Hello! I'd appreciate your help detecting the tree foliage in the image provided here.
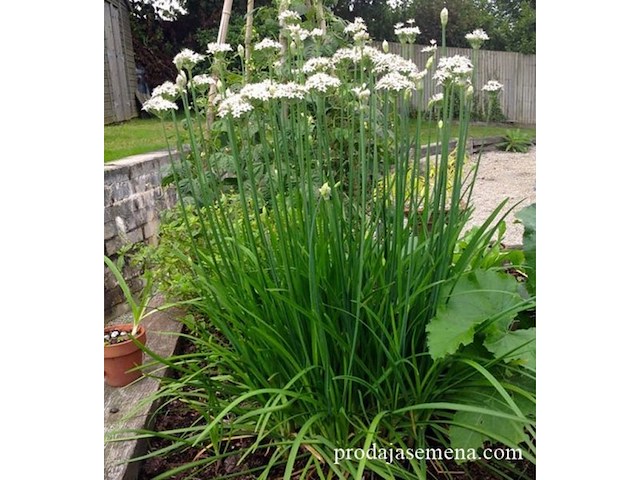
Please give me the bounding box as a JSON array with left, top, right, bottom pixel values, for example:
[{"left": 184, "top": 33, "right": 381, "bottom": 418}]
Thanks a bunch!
[
  {"left": 129, "top": 0, "right": 535, "bottom": 90},
  {"left": 130, "top": 0, "right": 277, "bottom": 88},
  {"left": 329, "top": 0, "right": 535, "bottom": 53}
]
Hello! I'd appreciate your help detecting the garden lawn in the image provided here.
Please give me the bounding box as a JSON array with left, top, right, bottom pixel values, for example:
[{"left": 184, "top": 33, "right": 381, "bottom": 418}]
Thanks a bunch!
[
  {"left": 104, "top": 116, "right": 535, "bottom": 163},
  {"left": 104, "top": 116, "right": 182, "bottom": 163},
  {"left": 409, "top": 119, "right": 536, "bottom": 146}
]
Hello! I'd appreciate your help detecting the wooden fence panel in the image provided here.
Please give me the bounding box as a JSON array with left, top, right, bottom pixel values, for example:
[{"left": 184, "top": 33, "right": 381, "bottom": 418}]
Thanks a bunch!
[
  {"left": 104, "top": 0, "right": 137, "bottom": 124},
  {"left": 373, "top": 42, "right": 536, "bottom": 125}
]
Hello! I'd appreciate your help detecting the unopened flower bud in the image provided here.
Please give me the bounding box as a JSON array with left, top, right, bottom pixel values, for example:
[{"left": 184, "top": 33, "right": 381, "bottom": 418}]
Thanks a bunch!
[
  {"left": 438, "top": 120, "right": 443, "bottom": 129},
  {"left": 440, "top": 8, "right": 448, "bottom": 27},
  {"left": 238, "top": 44, "right": 245, "bottom": 57},
  {"left": 466, "top": 85, "right": 474, "bottom": 98},
  {"left": 426, "top": 55, "right": 434, "bottom": 70},
  {"left": 382, "top": 40, "right": 389, "bottom": 53},
  {"left": 319, "top": 182, "right": 331, "bottom": 200}
]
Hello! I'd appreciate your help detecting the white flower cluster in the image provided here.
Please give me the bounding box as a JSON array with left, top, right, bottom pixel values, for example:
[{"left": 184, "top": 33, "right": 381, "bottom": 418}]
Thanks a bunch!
[
  {"left": 309, "top": 28, "right": 324, "bottom": 38},
  {"left": 482, "top": 80, "right": 503, "bottom": 92},
  {"left": 285, "top": 24, "right": 310, "bottom": 43},
  {"left": 240, "top": 80, "right": 277, "bottom": 101},
  {"left": 375, "top": 71, "right": 416, "bottom": 92},
  {"left": 302, "top": 56, "right": 334, "bottom": 74},
  {"left": 191, "top": 74, "right": 215, "bottom": 88},
  {"left": 151, "top": 81, "right": 181, "bottom": 100},
  {"left": 173, "top": 48, "right": 205, "bottom": 71},
  {"left": 373, "top": 52, "right": 419, "bottom": 75},
  {"left": 142, "top": 96, "right": 178, "bottom": 116},
  {"left": 433, "top": 55, "right": 474, "bottom": 87},
  {"left": 278, "top": 9, "right": 301, "bottom": 25},
  {"left": 218, "top": 93, "right": 254, "bottom": 118},
  {"left": 305, "top": 73, "right": 341, "bottom": 93},
  {"left": 254, "top": 38, "right": 281, "bottom": 51},
  {"left": 421, "top": 39, "right": 438, "bottom": 55},
  {"left": 332, "top": 46, "right": 374, "bottom": 64},
  {"left": 272, "top": 82, "right": 308, "bottom": 100},
  {"left": 465, "top": 29, "right": 489, "bottom": 49},
  {"left": 394, "top": 21, "right": 421, "bottom": 43},
  {"left": 344, "top": 17, "right": 367, "bottom": 35},
  {"left": 207, "top": 42, "right": 233, "bottom": 55}
]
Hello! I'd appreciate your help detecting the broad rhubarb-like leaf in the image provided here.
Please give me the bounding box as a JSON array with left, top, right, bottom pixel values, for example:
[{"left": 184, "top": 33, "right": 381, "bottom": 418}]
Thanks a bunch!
[
  {"left": 484, "top": 328, "right": 536, "bottom": 372},
  {"left": 449, "top": 389, "right": 528, "bottom": 458},
  {"left": 426, "top": 270, "right": 522, "bottom": 360}
]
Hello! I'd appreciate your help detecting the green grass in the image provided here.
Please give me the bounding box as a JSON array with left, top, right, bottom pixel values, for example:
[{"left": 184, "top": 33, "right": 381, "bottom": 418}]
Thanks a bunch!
[
  {"left": 409, "top": 119, "right": 536, "bottom": 146},
  {"left": 104, "top": 115, "right": 182, "bottom": 163},
  {"left": 104, "top": 115, "right": 535, "bottom": 163}
]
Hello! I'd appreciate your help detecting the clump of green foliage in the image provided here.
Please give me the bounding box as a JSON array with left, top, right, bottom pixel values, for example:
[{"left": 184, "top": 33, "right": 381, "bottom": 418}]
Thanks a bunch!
[
  {"left": 130, "top": 3, "right": 536, "bottom": 478},
  {"left": 498, "top": 129, "right": 533, "bottom": 153}
]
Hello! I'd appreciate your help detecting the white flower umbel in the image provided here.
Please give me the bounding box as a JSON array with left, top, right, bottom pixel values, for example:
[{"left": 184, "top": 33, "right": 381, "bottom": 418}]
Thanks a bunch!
[
  {"left": 218, "top": 93, "right": 254, "bottom": 118},
  {"left": 151, "top": 81, "right": 180, "bottom": 100},
  {"left": 173, "top": 48, "right": 205, "bottom": 71},
  {"left": 395, "top": 25, "right": 421, "bottom": 44},
  {"left": 254, "top": 38, "right": 281, "bottom": 51},
  {"left": 309, "top": 28, "right": 324, "bottom": 39},
  {"left": 373, "top": 52, "right": 419, "bottom": 75},
  {"left": 353, "top": 30, "right": 370, "bottom": 44},
  {"left": 278, "top": 9, "right": 301, "bottom": 26},
  {"left": 433, "top": 55, "right": 474, "bottom": 87},
  {"left": 465, "top": 29, "right": 489, "bottom": 49},
  {"left": 190, "top": 74, "right": 215, "bottom": 89},
  {"left": 421, "top": 39, "right": 437, "bottom": 55},
  {"left": 273, "top": 82, "right": 308, "bottom": 100},
  {"left": 240, "top": 80, "right": 277, "bottom": 102},
  {"left": 344, "top": 17, "right": 368, "bottom": 36},
  {"left": 375, "top": 71, "right": 416, "bottom": 92},
  {"left": 302, "top": 57, "right": 335, "bottom": 74},
  {"left": 142, "top": 96, "right": 179, "bottom": 117},
  {"left": 482, "top": 80, "right": 503, "bottom": 92},
  {"left": 305, "top": 73, "right": 341, "bottom": 93},
  {"left": 285, "top": 24, "right": 310, "bottom": 43},
  {"left": 207, "top": 42, "right": 233, "bottom": 56}
]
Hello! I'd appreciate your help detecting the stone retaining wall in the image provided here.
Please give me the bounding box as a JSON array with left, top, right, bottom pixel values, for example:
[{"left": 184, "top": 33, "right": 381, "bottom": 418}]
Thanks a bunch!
[{"left": 104, "top": 151, "right": 176, "bottom": 321}]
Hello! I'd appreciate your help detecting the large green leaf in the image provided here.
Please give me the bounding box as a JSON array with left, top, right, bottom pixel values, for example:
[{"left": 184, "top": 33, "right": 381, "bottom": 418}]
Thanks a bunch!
[
  {"left": 484, "top": 328, "right": 536, "bottom": 372},
  {"left": 449, "top": 389, "right": 528, "bottom": 458},
  {"left": 426, "top": 270, "right": 522, "bottom": 360},
  {"left": 515, "top": 204, "right": 536, "bottom": 295}
]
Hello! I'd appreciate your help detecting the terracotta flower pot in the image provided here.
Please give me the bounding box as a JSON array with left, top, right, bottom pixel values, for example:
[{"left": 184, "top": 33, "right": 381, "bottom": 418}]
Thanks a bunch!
[{"left": 104, "top": 324, "right": 147, "bottom": 387}]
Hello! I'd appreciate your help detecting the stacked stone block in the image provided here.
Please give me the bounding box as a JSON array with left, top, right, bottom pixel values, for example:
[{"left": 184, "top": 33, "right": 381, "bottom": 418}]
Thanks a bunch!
[{"left": 104, "top": 151, "right": 177, "bottom": 321}]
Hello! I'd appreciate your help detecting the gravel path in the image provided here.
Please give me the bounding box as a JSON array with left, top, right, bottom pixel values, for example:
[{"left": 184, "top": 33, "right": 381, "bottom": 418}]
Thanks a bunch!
[{"left": 465, "top": 146, "right": 536, "bottom": 247}]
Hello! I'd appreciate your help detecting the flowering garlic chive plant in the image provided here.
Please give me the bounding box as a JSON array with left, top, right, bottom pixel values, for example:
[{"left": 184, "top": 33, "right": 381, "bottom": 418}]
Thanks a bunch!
[
  {"left": 433, "top": 54, "right": 474, "bottom": 87},
  {"left": 206, "top": 42, "right": 233, "bottom": 56},
  {"left": 137, "top": 8, "right": 535, "bottom": 479},
  {"left": 482, "top": 79, "right": 503, "bottom": 92},
  {"left": 466, "top": 28, "right": 490, "bottom": 49},
  {"left": 394, "top": 22, "right": 421, "bottom": 44},
  {"left": 254, "top": 38, "right": 281, "bottom": 51},
  {"left": 172, "top": 48, "right": 205, "bottom": 72}
]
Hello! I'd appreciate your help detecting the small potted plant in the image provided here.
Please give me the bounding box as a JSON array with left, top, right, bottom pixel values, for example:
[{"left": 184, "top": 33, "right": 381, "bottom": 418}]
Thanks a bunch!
[{"left": 104, "top": 255, "right": 153, "bottom": 387}]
